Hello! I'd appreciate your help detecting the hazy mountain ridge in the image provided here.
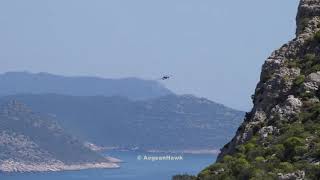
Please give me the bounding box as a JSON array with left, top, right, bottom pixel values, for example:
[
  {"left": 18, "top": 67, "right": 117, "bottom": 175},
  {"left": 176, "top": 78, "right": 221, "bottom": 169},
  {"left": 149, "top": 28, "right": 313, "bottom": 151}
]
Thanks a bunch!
[
  {"left": 0, "top": 72, "right": 172, "bottom": 100},
  {"left": 0, "top": 100, "right": 118, "bottom": 172},
  {"left": 0, "top": 94, "right": 245, "bottom": 151}
]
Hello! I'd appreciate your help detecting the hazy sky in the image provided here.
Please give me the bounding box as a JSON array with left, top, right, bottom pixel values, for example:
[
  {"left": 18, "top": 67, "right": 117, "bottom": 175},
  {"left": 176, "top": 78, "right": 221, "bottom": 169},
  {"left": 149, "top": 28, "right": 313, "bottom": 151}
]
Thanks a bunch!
[{"left": 0, "top": 0, "right": 300, "bottom": 111}]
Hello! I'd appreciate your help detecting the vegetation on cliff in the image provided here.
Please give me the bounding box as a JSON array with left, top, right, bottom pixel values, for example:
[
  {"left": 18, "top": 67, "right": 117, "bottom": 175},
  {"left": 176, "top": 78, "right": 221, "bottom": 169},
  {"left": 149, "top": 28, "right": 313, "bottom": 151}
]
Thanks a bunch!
[{"left": 175, "top": 0, "right": 320, "bottom": 179}]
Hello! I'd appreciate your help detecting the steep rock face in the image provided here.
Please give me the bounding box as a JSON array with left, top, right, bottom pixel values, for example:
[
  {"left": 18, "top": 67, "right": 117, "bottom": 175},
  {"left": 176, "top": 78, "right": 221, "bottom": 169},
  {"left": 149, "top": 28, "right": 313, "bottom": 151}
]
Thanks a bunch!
[
  {"left": 218, "top": 0, "right": 320, "bottom": 162},
  {"left": 297, "top": 0, "right": 320, "bottom": 35},
  {"left": 190, "top": 0, "right": 320, "bottom": 179}
]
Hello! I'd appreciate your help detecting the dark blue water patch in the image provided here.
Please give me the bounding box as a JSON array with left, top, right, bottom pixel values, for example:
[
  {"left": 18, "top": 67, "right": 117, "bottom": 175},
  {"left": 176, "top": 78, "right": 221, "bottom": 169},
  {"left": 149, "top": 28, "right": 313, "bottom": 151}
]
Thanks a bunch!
[{"left": 0, "top": 151, "right": 216, "bottom": 180}]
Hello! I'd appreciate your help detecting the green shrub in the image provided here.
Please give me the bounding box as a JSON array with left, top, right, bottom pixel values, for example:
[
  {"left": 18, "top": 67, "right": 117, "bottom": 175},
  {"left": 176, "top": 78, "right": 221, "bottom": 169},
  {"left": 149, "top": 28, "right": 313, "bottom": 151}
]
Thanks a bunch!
[
  {"left": 232, "top": 158, "right": 251, "bottom": 176},
  {"left": 244, "top": 143, "right": 256, "bottom": 153},
  {"left": 300, "top": 103, "right": 320, "bottom": 122},
  {"left": 314, "top": 31, "right": 320, "bottom": 42},
  {"left": 284, "top": 137, "right": 305, "bottom": 160},
  {"left": 234, "top": 152, "right": 246, "bottom": 159},
  {"left": 305, "top": 165, "right": 320, "bottom": 179},
  {"left": 311, "top": 64, "right": 320, "bottom": 72},
  {"left": 255, "top": 156, "right": 265, "bottom": 162},
  {"left": 286, "top": 59, "right": 301, "bottom": 69},
  {"left": 247, "top": 147, "right": 265, "bottom": 161},
  {"left": 250, "top": 171, "right": 275, "bottom": 180},
  {"left": 294, "top": 75, "right": 305, "bottom": 86},
  {"left": 199, "top": 163, "right": 234, "bottom": 180},
  {"left": 304, "top": 121, "right": 320, "bottom": 133},
  {"left": 222, "top": 155, "right": 234, "bottom": 163},
  {"left": 288, "top": 61, "right": 299, "bottom": 69},
  {"left": 311, "top": 143, "right": 320, "bottom": 158},
  {"left": 278, "top": 162, "right": 295, "bottom": 173},
  {"left": 236, "top": 145, "right": 246, "bottom": 154},
  {"left": 294, "top": 146, "right": 308, "bottom": 156},
  {"left": 305, "top": 53, "right": 316, "bottom": 62},
  {"left": 300, "top": 92, "right": 315, "bottom": 100},
  {"left": 172, "top": 174, "right": 197, "bottom": 180},
  {"left": 270, "top": 144, "right": 285, "bottom": 160},
  {"left": 266, "top": 155, "right": 281, "bottom": 169}
]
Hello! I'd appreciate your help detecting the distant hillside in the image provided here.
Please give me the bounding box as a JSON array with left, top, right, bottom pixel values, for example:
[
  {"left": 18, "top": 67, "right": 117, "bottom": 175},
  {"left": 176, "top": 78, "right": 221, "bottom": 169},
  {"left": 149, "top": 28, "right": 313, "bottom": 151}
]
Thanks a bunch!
[
  {"left": 0, "top": 72, "right": 172, "bottom": 100},
  {"left": 1, "top": 94, "right": 245, "bottom": 151},
  {"left": 0, "top": 100, "right": 118, "bottom": 172}
]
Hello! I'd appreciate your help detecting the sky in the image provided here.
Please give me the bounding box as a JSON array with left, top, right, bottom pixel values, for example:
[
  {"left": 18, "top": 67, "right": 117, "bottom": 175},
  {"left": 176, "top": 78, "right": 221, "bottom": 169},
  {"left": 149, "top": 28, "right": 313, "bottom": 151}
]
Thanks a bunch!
[{"left": 0, "top": 0, "right": 300, "bottom": 111}]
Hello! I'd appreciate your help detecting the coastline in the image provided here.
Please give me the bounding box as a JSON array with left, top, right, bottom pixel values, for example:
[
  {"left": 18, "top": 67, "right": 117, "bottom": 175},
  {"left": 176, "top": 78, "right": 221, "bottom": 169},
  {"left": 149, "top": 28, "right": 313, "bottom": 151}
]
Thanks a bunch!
[
  {"left": 0, "top": 160, "right": 119, "bottom": 173},
  {"left": 102, "top": 146, "right": 220, "bottom": 155},
  {"left": 85, "top": 142, "right": 220, "bottom": 155},
  {"left": 105, "top": 147, "right": 220, "bottom": 155},
  {"left": 145, "top": 149, "right": 220, "bottom": 155}
]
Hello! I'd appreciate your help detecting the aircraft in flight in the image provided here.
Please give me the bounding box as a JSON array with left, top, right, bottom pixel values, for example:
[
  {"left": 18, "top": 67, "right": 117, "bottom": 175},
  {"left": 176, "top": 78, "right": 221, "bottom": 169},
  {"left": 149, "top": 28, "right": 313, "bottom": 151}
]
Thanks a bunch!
[{"left": 160, "top": 75, "right": 171, "bottom": 80}]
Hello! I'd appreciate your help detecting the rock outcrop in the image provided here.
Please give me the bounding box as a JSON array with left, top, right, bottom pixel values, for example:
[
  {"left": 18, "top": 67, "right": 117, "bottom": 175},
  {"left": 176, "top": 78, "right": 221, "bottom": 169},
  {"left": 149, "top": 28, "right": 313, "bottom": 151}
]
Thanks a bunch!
[
  {"left": 188, "top": 0, "right": 320, "bottom": 179},
  {"left": 217, "top": 0, "right": 320, "bottom": 163}
]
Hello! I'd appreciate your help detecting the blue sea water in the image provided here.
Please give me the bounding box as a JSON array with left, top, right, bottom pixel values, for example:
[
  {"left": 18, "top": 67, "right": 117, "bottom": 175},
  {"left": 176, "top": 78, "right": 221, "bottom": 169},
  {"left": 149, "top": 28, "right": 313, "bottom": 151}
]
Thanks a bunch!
[{"left": 0, "top": 151, "right": 216, "bottom": 180}]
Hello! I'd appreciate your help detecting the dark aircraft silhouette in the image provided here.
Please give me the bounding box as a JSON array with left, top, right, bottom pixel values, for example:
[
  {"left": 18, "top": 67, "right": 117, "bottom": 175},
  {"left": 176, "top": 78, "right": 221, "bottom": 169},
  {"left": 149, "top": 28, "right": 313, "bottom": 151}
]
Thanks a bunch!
[{"left": 161, "top": 76, "right": 171, "bottom": 80}]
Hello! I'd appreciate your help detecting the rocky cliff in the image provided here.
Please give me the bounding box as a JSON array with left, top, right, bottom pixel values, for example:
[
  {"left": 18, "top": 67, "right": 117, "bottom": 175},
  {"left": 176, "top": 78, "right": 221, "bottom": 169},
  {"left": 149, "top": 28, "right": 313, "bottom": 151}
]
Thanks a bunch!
[
  {"left": 217, "top": 0, "right": 320, "bottom": 161},
  {"left": 184, "top": 0, "right": 320, "bottom": 179}
]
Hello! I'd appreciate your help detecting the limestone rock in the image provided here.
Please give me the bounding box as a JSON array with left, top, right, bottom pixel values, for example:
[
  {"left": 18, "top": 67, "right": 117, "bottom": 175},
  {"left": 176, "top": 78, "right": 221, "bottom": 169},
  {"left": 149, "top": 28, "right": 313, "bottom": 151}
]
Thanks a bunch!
[
  {"left": 218, "top": 0, "right": 320, "bottom": 162},
  {"left": 270, "top": 95, "right": 302, "bottom": 122},
  {"left": 259, "top": 126, "right": 277, "bottom": 139},
  {"left": 304, "top": 71, "right": 320, "bottom": 91},
  {"left": 278, "top": 171, "right": 305, "bottom": 180}
]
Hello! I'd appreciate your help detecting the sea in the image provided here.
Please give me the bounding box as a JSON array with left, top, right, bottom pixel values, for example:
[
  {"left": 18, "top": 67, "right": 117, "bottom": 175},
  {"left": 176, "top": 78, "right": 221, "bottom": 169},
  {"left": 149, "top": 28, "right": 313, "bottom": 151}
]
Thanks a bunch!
[{"left": 0, "top": 151, "right": 216, "bottom": 180}]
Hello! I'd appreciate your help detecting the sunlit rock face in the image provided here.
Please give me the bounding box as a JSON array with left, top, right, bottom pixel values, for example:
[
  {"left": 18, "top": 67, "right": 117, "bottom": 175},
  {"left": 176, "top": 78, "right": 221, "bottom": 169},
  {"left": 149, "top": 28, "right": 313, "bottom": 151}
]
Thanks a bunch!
[
  {"left": 296, "top": 0, "right": 320, "bottom": 36},
  {"left": 218, "top": 0, "right": 320, "bottom": 162},
  {"left": 173, "top": 1, "right": 320, "bottom": 179}
]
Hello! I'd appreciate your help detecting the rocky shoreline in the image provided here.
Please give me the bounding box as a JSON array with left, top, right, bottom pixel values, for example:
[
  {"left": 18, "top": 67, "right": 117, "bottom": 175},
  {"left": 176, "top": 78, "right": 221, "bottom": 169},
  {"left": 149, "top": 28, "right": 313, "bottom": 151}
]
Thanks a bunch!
[{"left": 0, "top": 160, "right": 119, "bottom": 173}]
